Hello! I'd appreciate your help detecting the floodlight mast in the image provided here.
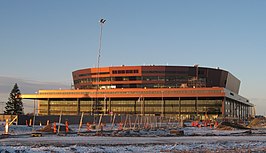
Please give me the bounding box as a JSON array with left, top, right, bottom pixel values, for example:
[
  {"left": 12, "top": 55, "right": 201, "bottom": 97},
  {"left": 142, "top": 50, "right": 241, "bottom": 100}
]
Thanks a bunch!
[{"left": 94, "top": 18, "right": 106, "bottom": 114}]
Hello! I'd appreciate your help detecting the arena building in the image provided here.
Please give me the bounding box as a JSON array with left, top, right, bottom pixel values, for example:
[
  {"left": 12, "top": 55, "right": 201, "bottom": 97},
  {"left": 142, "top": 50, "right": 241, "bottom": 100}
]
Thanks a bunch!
[{"left": 21, "top": 65, "right": 254, "bottom": 120}]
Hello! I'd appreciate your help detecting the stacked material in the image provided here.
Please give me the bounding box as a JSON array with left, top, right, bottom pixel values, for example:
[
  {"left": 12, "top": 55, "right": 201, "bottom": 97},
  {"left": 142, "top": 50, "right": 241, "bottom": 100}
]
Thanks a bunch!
[
  {"left": 248, "top": 118, "right": 266, "bottom": 128},
  {"left": 216, "top": 122, "right": 249, "bottom": 130},
  {"left": 37, "top": 124, "right": 72, "bottom": 132},
  {"left": 38, "top": 124, "right": 52, "bottom": 132},
  {"left": 111, "top": 128, "right": 184, "bottom": 137}
]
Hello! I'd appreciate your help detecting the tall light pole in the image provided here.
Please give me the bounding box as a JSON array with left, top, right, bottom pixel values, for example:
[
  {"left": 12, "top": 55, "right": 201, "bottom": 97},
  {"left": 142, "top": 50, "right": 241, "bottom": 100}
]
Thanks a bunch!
[
  {"left": 33, "top": 97, "right": 35, "bottom": 116},
  {"left": 32, "top": 91, "right": 37, "bottom": 130},
  {"left": 95, "top": 18, "right": 106, "bottom": 114},
  {"left": 97, "top": 18, "right": 106, "bottom": 75},
  {"left": 33, "top": 92, "right": 38, "bottom": 115}
]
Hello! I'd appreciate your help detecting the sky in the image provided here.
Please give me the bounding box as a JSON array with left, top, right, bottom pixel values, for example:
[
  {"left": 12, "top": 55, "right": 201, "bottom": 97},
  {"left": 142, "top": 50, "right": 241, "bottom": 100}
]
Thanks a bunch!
[{"left": 0, "top": 1, "right": 266, "bottom": 114}]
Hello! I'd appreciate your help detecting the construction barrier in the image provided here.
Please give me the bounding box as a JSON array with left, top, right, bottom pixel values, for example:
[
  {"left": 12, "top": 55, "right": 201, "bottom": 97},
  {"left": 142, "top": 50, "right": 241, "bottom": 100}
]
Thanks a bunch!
[
  {"left": 87, "top": 123, "right": 91, "bottom": 131},
  {"left": 65, "top": 121, "right": 69, "bottom": 133},
  {"left": 118, "top": 122, "right": 123, "bottom": 130},
  {"left": 5, "top": 119, "right": 9, "bottom": 134},
  {"left": 53, "top": 122, "right": 56, "bottom": 133},
  {"left": 100, "top": 123, "right": 104, "bottom": 131},
  {"left": 215, "top": 121, "right": 218, "bottom": 128}
]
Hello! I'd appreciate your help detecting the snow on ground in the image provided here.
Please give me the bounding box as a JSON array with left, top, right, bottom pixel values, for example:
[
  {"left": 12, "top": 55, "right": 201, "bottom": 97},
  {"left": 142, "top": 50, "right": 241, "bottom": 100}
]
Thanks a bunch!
[
  {"left": 2, "top": 136, "right": 266, "bottom": 152},
  {"left": 0, "top": 124, "right": 253, "bottom": 136},
  {"left": 2, "top": 125, "right": 266, "bottom": 152}
]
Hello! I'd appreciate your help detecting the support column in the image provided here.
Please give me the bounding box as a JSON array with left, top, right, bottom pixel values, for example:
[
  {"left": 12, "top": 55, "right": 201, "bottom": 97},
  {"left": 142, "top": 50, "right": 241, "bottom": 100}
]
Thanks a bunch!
[
  {"left": 245, "top": 106, "right": 248, "bottom": 120},
  {"left": 237, "top": 102, "right": 241, "bottom": 119},
  {"left": 77, "top": 98, "right": 80, "bottom": 115},
  {"left": 161, "top": 98, "right": 165, "bottom": 117},
  {"left": 108, "top": 98, "right": 111, "bottom": 114},
  {"left": 244, "top": 105, "right": 246, "bottom": 120},
  {"left": 232, "top": 101, "right": 235, "bottom": 118},
  {"left": 179, "top": 97, "right": 181, "bottom": 118},
  {"left": 103, "top": 97, "right": 107, "bottom": 115},
  {"left": 142, "top": 97, "right": 145, "bottom": 116},
  {"left": 222, "top": 98, "right": 226, "bottom": 117},
  {"left": 47, "top": 99, "right": 50, "bottom": 115},
  {"left": 247, "top": 106, "right": 249, "bottom": 119},
  {"left": 240, "top": 104, "right": 243, "bottom": 120},
  {"left": 230, "top": 100, "right": 233, "bottom": 117},
  {"left": 134, "top": 100, "right": 137, "bottom": 114},
  {"left": 242, "top": 105, "right": 244, "bottom": 120},
  {"left": 195, "top": 97, "right": 198, "bottom": 116}
]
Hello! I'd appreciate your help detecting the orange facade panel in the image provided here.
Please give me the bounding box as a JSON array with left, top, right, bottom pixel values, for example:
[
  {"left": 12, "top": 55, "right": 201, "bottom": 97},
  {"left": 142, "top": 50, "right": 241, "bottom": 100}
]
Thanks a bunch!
[
  {"left": 21, "top": 87, "right": 225, "bottom": 99},
  {"left": 72, "top": 65, "right": 240, "bottom": 93}
]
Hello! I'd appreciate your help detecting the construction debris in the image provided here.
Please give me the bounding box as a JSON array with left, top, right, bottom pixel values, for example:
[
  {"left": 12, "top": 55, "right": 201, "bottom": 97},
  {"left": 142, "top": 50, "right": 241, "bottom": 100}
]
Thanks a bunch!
[
  {"left": 215, "top": 121, "right": 249, "bottom": 130},
  {"left": 248, "top": 117, "right": 266, "bottom": 128},
  {"left": 111, "top": 128, "right": 184, "bottom": 137},
  {"left": 37, "top": 124, "right": 72, "bottom": 133}
]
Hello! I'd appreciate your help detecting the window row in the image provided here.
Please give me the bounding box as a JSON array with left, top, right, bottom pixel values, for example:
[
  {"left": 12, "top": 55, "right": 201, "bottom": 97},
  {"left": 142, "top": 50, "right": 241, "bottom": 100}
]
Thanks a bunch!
[
  {"left": 112, "top": 70, "right": 139, "bottom": 74},
  {"left": 74, "top": 76, "right": 198, "bottom": 84}
]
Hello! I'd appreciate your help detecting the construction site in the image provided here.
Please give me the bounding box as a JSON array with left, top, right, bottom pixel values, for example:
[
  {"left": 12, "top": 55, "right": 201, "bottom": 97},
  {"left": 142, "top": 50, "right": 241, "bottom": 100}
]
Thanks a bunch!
[
  {"left": 1, "top": 113, "right": 266, "bottom": 152},
  {"left": 0, "top": 63, "right": 259, "bottom": 152},
  {"left": 1, "top": 26, "right": 257, "bottom": 152}
]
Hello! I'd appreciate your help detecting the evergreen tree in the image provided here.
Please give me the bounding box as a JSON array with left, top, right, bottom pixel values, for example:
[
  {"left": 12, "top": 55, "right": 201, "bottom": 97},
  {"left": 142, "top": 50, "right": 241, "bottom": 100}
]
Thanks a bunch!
[{"left": 4, "top": 83, "right": 24, "bottom": 115}]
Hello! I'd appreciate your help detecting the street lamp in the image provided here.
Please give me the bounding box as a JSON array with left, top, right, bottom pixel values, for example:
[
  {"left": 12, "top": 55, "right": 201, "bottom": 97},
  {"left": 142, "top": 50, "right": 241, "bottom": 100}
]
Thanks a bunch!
[
  {"left": 32, "top": 91, "right": 37, "bottom": 130},
  {"left": 34, "top": 91, "right": 38, "bottom": 115},
  {"left": 95, "top": 18, "right": 106, "bottom": 114}
]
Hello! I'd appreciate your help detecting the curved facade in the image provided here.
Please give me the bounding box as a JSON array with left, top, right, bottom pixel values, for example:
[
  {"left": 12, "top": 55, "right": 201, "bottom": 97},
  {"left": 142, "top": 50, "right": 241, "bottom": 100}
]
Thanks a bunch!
[{"left": 72, "top": 65, "right": 240, "bottom": 93}]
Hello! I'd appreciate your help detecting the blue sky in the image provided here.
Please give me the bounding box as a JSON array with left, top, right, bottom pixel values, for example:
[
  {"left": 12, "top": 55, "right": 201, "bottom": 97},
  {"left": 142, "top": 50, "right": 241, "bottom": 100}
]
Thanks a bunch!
[{"left": 0, "top": 1, "right": 266, "bottom": 114}]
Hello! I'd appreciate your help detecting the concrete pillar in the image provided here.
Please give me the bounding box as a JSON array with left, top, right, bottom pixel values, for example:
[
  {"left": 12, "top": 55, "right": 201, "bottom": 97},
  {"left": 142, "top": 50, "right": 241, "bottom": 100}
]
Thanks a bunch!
[
  {"left": 232, "top": 101, "right": 235, "bottom": 118},
  {"left": 179, "top": 97, "right": 181, "bottom": 118},
  {"left": 161, "top": 99, "right": 165, "bottom": 117},
  {"left": 241, "top": 104, "right": 243, "bottom": 120},
  {"left": 142, "top": 98, "right": 145, "bottom": 116},
  {"left": 108, "top": 98, "right": 111, "bottom": 114},
  {"left": 195, "top": 97, "right": 198, "bottom": 116},
  {"left": 47, "top": 99, "right": 50, "bottom": 115},
  {"left": 222, "top": 98, "right": 225, "bottom": 117},
  {"left": 134, "top": 100, "right": 137, "bottom": 114},
  {"left": 77, "top": 98, "right": 80, "bottom": 115},
  {"left": 229, "top": 100, "right": 232, "bottom": 117}
]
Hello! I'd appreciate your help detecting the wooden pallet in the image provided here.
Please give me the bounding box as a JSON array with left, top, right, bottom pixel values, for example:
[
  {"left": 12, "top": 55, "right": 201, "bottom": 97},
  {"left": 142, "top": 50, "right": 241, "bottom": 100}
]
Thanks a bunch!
[{"left": 31, "top": 132, "right": 42, "bottom": 137}]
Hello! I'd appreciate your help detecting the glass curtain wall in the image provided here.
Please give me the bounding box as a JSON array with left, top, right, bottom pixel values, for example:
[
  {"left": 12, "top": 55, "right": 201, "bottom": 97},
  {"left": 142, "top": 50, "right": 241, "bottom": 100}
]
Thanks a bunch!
[{"left": 39, "top": 97, "right": 223, "bottom": 118}]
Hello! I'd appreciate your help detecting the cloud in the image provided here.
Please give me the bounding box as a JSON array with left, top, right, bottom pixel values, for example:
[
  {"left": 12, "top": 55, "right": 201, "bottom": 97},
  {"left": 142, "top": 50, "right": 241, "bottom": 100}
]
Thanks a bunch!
[
  {"left": 0, "top": 76, "right": 70, "bottom": 94},
  {"left": 0, "top": 76, "right": 69, "bottom": 113}
]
